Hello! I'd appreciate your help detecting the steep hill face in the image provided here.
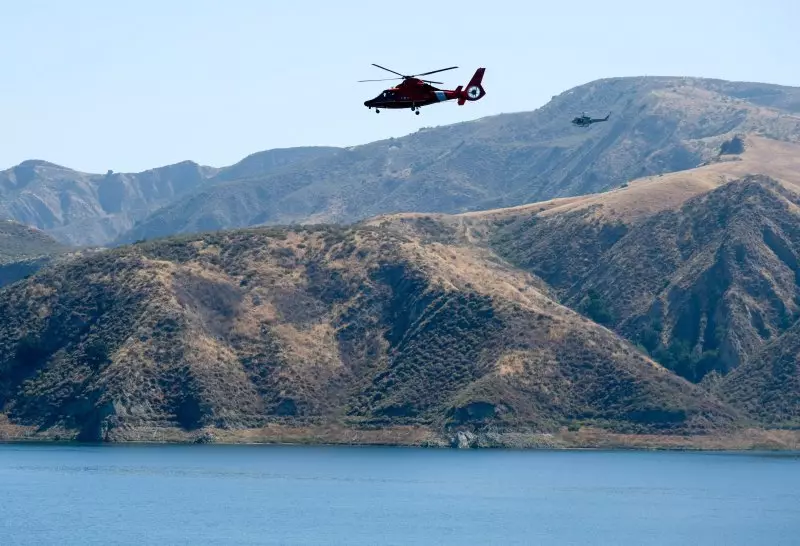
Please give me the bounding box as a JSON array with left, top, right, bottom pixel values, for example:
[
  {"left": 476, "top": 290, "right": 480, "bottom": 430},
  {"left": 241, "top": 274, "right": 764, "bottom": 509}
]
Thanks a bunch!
[
  {"left": 115, "top": 76, "right": 800, "bottom": 245},
  {"left": 0, "top": 148, "right": 340, "bottom": 246},
  {"left": 0, "top": 220, "right": 71, "bottom": 287},
  {"left": 718, "top": 322, "right": 800, "bottom": 428},
  {"left": 362, "top": 136, "right": 800, "bottom": 424},
  {"left": 0, "top": 224, "right": 740, "bottom": 443},
  {"left": 474, "top": 138, "right": 800, "bottom": 388},
  {"left": 567, "top": 177, "right": 800, "bottom": 382}
]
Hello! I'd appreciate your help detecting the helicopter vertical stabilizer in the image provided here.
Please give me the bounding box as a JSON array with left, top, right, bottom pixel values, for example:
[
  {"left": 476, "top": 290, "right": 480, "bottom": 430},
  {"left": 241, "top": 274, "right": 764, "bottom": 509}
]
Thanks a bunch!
[{"left": 458, "top": 68, "right": 486, "bottom": 105}]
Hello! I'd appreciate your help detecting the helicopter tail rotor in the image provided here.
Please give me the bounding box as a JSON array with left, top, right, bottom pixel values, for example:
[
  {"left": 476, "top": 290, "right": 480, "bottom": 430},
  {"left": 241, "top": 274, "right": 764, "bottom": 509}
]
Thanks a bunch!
[{"left": 457, "top": 67, "right": 486, "bottom": 105}]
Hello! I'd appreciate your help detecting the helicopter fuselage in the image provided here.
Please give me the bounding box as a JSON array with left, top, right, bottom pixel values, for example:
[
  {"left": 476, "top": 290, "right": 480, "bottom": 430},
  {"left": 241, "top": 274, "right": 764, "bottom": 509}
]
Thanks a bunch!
[
  {"left": 363, "top": 68, "right": 486, "bottom": 114},
  {"left": 364, "top": 81, "right": 458, "bottom": 109},
  {"left": 571, "top": 113, "right": 610, "bottom": 127}
]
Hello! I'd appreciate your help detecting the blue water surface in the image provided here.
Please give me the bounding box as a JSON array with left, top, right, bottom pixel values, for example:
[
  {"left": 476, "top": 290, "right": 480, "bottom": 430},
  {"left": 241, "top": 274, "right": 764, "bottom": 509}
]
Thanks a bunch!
[{"left": 1, "top": 443, "right": 798, "bottom": 545}]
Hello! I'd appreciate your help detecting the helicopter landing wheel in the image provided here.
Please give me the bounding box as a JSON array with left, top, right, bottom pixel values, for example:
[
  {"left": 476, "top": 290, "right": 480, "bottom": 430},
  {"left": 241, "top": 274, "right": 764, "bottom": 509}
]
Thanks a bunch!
[
  {"left": 375, "top": 109, "right": 380, "bottom": 114},
  {"left": 415, "top": 110, "right": 420, "bottom": 115}
]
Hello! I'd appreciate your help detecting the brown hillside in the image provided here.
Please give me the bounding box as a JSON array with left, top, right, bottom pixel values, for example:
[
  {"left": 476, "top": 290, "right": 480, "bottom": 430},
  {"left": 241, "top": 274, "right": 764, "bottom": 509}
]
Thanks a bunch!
[
  {"left": 454, "top": 137, "right": 800, "bottom": 381},
  {"left": 718, "top": 323, "right": 800, "bottom": 428},
  {"left": 0, "top": 224, "right": 740, "bottom": 443},
  {"left": 370, "top": 137, "right": 800, "bottom": 413},
  {"left": 470, "top": 136, "right": 800, "bottom": 223},
  {"left": 559, "top": 176, "right": 800, "bottom": 382}
]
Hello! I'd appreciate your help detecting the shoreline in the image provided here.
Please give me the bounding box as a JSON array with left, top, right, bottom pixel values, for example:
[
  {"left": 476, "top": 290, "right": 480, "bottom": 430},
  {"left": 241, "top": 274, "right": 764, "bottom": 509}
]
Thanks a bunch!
[{"left": 2, "top": 420, "right": 799, "bottom": 451}]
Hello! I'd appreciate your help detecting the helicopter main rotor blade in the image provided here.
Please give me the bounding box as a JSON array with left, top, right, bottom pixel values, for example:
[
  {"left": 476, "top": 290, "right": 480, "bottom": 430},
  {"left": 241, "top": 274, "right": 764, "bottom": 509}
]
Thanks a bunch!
[
  {"left": 412, "top": 66, "right": 458, "bottom": 77},
  {"left": 420, "top": 79, "right": 444, "bottom": 84},
  {"left": 357, "top": 77, "right": 402, "bottom": 82},
  {"left": 371, "top": 63, "right": 406, "bottom": 77}
]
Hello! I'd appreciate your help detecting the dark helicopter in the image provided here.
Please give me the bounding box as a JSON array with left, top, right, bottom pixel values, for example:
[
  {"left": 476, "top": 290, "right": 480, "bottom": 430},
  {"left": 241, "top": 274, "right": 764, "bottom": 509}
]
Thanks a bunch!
[{"left": 572, "top": 112, "right": 610, "bottom": 127}]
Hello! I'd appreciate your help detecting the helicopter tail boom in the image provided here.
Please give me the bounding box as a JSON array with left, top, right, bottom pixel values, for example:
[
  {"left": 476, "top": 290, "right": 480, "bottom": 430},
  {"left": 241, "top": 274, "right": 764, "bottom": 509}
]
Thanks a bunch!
[{"left": 457, "top": 68, "right": 486, "bottom": 105}]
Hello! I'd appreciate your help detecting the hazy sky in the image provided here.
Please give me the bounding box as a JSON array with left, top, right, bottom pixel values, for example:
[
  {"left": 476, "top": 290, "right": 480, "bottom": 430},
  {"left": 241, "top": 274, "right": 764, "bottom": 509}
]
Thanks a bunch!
[{"left": 2, "top": 0, "right": 798, "bottom": 172}]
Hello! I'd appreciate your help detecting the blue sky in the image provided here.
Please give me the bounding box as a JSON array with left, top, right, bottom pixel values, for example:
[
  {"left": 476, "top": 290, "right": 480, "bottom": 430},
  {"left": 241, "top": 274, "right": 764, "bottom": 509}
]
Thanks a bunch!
[{"left": 2, "top": 0, "right": 798, "bottom": 172}]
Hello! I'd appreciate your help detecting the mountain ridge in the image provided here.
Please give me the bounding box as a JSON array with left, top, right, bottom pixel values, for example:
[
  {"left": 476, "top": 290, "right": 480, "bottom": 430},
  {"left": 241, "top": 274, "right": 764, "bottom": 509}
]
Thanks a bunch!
[
  {"left": 0, "top": 147, "right": 341, "bottom": 246},
  {"left": 3, "top": 75, "right": 800, "bottom": 247},
  {"left": 106, "top": 75, "right": 800, "bottom": 244}
]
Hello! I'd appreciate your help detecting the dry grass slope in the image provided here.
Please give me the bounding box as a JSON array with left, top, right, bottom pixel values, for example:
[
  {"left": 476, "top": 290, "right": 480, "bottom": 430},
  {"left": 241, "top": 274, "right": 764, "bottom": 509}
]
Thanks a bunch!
[
  {"left": 719, "top": 322, "right": 800, "bottom": 428},
  {"left": 0, "top": 222, "right": 742, "bottom": 443},
  {"left": 369, "top": 136, "right": 800, "bottom": 428}
]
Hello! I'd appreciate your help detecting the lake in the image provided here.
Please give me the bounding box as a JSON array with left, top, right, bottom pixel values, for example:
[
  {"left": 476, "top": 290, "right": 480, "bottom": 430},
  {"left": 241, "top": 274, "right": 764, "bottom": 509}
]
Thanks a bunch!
[{"left": 1, "top": 443, "right": 798, "bottom": 545}]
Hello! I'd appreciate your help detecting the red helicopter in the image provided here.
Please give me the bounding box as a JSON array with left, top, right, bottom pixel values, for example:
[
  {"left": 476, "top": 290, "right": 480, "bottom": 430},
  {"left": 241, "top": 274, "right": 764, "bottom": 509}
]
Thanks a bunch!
[{"left": 360, "top": 64, "right": 486, "bottom": 115}]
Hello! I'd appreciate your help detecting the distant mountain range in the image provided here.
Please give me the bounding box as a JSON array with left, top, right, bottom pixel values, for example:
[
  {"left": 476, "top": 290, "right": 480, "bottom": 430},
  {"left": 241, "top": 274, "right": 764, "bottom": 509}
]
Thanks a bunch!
[
  {"left": 0, "top": 147, "right": 340, "bottom": 246},
  {"left": 2, "top": 76, "right": 800, "bottom": 248},
  {"left": 2, "top": 76, "right": 800, "bottom": 447}
]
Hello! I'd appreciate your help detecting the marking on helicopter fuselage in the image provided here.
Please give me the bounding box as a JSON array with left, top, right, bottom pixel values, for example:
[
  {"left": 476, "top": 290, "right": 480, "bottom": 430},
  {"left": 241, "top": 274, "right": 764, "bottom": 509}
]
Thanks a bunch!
[{"left": 434, "top": 91, "right": 447, "bottom": 102}]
